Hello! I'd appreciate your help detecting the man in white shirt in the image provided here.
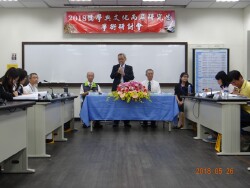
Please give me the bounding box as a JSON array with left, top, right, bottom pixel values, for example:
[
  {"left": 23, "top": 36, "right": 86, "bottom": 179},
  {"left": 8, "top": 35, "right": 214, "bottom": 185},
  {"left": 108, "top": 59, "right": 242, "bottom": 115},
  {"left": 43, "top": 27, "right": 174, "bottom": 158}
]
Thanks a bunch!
[
  {"left": 80, "top": 72, "right": 102, "bottom": 128},
  {"left": 141, "top": 69, "right": 161, "bottom": 128},
  {"left": 141, "top": 69, "right": 161, "bottom": 94},
  {"left": 23, "top": 73, "right": 39, "bottom": 94},
  {"left": 23, "top": 73, "right": 54, "bottom": 142}
]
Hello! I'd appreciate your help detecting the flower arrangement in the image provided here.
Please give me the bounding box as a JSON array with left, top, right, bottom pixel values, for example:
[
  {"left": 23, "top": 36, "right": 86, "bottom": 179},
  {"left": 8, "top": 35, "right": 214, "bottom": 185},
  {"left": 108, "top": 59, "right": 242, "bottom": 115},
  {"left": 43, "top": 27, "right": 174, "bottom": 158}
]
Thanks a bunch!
[{"left": 109, "top": 81, "right": 150, "bottom": 103}]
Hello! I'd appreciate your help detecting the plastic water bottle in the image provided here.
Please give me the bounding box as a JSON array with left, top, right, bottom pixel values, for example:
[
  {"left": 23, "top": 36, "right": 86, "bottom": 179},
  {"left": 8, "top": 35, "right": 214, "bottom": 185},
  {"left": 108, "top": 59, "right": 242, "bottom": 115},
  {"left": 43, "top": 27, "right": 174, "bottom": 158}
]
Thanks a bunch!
[
  {"left": 223, "top": 87, "right": 229, "bottom": 99},
  {"left": 188, "top": 84, "right": 192, "bottom": 95}
]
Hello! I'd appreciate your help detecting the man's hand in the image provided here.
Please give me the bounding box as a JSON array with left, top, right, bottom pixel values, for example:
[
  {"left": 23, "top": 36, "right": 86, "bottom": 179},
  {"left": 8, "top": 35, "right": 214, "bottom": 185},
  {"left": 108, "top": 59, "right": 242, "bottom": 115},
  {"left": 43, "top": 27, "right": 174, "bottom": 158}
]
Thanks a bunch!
[
  {"left": 232, "top": 87, "right": 240, "bottom": 95},
  {"left": 118, "top": 67, "right": 125, "bottom": 76},
  {"left": 203, "top": 88, "right": 210, "bottom": 92},
  {"left": 81, "top": 91, "right": 89, "bottom": 96},
  {"left": 13, "top": 91, "right": 18, "bottom": 97}
]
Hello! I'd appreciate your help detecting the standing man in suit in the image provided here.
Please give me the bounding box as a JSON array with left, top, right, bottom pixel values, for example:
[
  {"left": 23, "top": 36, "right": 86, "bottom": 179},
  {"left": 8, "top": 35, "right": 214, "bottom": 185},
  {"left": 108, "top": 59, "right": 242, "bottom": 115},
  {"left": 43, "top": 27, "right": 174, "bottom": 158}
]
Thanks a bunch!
[{"left": 110, "top": 53, "right": 135, "bottom": 128}]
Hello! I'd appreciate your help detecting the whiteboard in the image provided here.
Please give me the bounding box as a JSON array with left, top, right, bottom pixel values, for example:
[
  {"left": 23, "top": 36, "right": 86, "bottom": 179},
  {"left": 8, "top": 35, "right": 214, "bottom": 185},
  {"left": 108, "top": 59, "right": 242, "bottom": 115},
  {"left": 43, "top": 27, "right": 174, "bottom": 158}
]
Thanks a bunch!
[
  {"left": 23, "top": 42, "right": 187, "bottom": 84},
  {"left": 193, "top": 48, "right": 229, "bottom": 93}
]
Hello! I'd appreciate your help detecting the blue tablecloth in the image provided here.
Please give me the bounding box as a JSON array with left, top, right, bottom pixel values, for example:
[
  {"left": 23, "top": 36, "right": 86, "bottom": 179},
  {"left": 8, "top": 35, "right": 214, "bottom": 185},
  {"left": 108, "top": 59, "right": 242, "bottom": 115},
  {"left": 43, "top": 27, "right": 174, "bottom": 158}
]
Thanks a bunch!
[{"left": 80, "top": 94, "right": 179, "bottom": 126}]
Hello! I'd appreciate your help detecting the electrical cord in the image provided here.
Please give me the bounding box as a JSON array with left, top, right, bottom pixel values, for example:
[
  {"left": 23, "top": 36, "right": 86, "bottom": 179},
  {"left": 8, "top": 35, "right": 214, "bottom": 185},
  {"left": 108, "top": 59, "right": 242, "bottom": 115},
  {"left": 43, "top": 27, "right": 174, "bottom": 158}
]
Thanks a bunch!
[
  {"left": 192, "top": 99, "right": 200, "bottom": 118},
  {"left": 8, "top": 108, "right": 17, "bottom": 113}
]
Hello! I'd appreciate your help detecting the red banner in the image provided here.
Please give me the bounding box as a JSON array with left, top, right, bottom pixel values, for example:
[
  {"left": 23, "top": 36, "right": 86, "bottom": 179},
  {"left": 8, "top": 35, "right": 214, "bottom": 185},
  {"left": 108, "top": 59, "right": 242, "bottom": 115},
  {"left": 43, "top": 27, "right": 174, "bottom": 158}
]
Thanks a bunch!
[{"left": 64, "top": 11, "right": 175, "bottom": 34}]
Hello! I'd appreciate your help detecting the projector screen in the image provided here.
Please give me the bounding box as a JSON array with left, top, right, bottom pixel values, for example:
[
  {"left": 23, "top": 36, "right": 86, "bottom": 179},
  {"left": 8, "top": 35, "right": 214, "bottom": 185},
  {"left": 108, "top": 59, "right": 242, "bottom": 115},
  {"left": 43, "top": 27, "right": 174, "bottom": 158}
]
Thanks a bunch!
[{"left": 22, "top": 42, "right": 187, "bottom": 84}]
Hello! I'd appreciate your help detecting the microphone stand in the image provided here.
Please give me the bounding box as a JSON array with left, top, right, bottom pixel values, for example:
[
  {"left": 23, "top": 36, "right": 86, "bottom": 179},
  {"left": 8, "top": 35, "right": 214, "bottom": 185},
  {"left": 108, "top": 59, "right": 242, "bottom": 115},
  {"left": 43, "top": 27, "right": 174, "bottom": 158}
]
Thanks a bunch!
[
  {"left": 207, "top": 88, "right": 213, "bottom": 98},
  {"left": 44, "top": 80, "right": 55, "bottom": 99},
  {"left": 50, "top": 87, "right": 55, "bottom": 99}
]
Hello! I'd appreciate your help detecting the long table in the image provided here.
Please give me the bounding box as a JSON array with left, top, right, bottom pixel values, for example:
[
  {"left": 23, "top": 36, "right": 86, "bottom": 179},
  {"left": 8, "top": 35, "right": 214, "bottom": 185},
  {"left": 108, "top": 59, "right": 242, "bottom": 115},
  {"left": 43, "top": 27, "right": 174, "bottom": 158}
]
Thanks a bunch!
[
  {"left": 248, "top": 102, "right": 250, "bottom": 170},
  {"left": 184, "top": 96, "right": 250, "bottom": 156},
  {"left": 0, "top": 101, "right": 35, "bottom": 173},
  {"left": 14, "top": 96, "right": 77, "bottom": 158},
  {"left": 80, "top": 94, "right": 179, "bottom": 131}
]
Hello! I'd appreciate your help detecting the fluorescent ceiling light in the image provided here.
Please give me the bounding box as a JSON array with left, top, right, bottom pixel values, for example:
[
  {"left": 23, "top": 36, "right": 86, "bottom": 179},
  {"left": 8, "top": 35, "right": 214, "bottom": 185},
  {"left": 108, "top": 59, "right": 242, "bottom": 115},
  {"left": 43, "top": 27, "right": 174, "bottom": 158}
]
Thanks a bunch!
[
  {"left": 216, "top": 0, "right": 239, "bottom": 2},
  {"left": 143, "top": 0, "right": 165, "bottom": 2},
  {"left": 69, "top": 0, "right": 92, "bottom": 2}
]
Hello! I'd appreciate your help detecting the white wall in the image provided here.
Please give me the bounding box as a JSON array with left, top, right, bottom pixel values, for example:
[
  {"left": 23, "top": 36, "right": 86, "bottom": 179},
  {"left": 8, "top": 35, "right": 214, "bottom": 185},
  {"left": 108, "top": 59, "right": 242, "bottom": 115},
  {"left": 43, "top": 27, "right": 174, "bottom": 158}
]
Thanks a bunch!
[
  {"left": 0, "top": 8, "right": 245, "bottom": 76},
  {"left": 0, "top": 7, "right": 246, "bottom": 117},
  {"left": 244, "top": 6, "right": 250, "bottom": 80}
]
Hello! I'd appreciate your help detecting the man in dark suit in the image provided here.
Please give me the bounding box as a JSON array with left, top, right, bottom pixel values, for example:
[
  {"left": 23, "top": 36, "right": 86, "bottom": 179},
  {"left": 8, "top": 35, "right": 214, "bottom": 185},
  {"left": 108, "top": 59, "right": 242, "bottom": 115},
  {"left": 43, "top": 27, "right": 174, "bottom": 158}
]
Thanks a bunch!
[{"left": 110, "top": 53, "right": 135, "bottom": 128}]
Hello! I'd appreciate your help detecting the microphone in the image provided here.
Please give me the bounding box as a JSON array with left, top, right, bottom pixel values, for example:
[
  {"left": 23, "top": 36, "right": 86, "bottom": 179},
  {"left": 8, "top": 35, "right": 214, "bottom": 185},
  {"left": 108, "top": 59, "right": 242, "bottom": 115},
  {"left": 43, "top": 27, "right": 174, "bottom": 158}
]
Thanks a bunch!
[
  {"left": 44, "top": 80, "right": 55, "bottom": 99},
  {"left": 63, "top": 84, "right": 69, "bottom": 93},
  {"left": 63, "top": 84, "right": 70, "bottom": 97},
  {"left": 38, "top": 82, "right": 42, "bottom": 87},
  {"left": 203, "top": 88, "right": 213, "bottom": 98}
]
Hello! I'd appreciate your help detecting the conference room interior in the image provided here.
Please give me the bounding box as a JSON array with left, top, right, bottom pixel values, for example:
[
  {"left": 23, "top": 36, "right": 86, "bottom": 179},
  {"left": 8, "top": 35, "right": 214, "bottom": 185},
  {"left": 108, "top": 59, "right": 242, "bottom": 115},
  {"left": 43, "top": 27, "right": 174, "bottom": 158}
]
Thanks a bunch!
[{"left": 1, "top": 0, "right": 250, "bottom": 188}]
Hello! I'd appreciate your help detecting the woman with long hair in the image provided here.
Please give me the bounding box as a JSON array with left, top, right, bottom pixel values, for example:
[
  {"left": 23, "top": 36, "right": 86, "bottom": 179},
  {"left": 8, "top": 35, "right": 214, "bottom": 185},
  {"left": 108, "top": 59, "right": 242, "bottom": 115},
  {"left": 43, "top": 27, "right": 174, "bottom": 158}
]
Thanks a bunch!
[
  {"left": 215, "top": 71, "right": 234, "bottom": 93},
  {"left": 0, "top": 68, "right": 19, "bottom": 101},
  {"left": 203, "top": 71, "right": 234, "bottom": 143},
  {"left": 16, "top": 68, "right": 28, "bottom": 95}
]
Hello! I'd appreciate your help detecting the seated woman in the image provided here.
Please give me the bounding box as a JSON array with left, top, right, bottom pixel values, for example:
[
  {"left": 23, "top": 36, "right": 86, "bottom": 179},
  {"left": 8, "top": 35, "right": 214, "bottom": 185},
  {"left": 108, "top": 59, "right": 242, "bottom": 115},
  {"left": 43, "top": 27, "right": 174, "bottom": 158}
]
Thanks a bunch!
[
  {"left": 215, "top": 71, "right": 234, "bottom": 93},
  {"left": 174, "top": 72, "right": 193, "bottom": 129},
  {"left": 16, "top": 68, "right": 28, "bottom": 95},
  {"left": 203, "top": 71, "right": 234, "bottom": 143},
  {"left": 0, "top": 68, "right": 19, "bottom": 101}
]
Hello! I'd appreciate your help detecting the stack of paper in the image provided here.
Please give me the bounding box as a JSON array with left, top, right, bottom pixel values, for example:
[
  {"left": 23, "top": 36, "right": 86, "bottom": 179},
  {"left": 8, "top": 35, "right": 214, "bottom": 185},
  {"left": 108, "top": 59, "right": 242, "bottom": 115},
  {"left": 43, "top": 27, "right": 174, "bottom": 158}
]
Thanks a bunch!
[{"left": 14, "top": 93, "right": 38, "bottom": 100}]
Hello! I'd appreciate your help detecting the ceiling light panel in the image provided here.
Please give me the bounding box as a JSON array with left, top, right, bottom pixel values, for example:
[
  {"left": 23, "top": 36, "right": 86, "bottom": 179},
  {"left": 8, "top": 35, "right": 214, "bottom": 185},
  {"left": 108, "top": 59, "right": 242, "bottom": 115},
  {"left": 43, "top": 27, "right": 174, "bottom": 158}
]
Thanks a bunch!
[{"left": 0, "top": 0, "right": 23, "bottom": 8}]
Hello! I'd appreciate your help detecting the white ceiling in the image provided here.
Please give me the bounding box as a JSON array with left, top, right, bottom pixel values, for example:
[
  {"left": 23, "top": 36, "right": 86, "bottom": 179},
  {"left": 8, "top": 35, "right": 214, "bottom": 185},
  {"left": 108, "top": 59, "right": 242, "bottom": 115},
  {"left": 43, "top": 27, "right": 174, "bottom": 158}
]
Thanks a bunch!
[{"left": 0, "top": 0, "right": 249, "bottom": 9}]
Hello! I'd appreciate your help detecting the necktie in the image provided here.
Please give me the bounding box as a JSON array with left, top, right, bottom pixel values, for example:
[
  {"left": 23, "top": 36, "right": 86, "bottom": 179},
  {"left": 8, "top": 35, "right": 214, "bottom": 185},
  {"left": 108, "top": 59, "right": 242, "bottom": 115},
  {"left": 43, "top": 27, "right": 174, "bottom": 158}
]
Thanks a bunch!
[
  {"left": 148, "top": 81, "right": 151, "bottom": 91},
  {"left": 89, "top": 83, "right": 92, "bottom": 89},
  {"left": 120, "top": 66, "right": 124, "bottom": 83}
]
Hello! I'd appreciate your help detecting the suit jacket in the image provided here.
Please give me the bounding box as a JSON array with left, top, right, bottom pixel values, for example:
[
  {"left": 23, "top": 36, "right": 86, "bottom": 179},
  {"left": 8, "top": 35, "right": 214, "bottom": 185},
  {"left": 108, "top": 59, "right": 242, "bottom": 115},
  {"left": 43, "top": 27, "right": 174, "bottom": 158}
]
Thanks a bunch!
[{"left": 110, "top": 64, "right": 134, "bottom": 91}]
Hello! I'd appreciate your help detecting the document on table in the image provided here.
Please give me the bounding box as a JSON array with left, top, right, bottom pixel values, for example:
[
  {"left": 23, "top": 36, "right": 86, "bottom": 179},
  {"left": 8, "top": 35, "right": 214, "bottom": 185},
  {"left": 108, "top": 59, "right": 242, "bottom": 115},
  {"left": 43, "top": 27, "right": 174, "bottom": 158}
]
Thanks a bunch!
[{"left": 14, "top": 93, "right": 38, "bottom": 100}]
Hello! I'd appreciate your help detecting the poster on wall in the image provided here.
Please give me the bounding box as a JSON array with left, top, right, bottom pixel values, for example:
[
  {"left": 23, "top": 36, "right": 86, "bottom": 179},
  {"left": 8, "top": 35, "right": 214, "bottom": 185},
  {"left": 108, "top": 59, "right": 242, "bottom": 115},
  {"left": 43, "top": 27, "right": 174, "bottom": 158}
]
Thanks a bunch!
[
  {"left": 64, "top": 10, "right": 175, "bottom": 34},
  {"left": 7, "top": 64, "right": 18, "bottom": 70},
  {"left": 193, "top": 49, "right": 229, "bottom": 93}
]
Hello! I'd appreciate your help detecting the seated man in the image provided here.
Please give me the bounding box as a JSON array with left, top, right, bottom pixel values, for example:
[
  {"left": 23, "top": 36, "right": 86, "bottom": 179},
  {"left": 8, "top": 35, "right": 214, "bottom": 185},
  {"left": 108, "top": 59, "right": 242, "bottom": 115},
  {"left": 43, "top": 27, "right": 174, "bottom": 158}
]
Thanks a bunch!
[
  {"left": 23, "top": 72, "right": 54, "bottom": 142},
  {"left": 80, "top": 72, "right": 102, "bottom": 128},
  {"left": 141, "top": 69, "right": 161, "bottom": 128},
  {"left": 23, "top": 73, "right": 39, "bottom": 94},
  {"left": 228, "top": 70, "right": 250, "bottom": 151}
]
